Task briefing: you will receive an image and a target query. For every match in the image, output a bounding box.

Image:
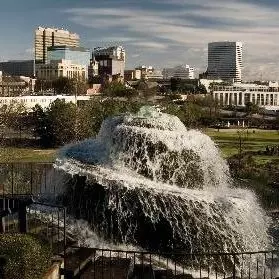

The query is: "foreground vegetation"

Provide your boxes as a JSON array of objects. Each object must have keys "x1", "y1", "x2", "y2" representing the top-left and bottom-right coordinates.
[{"x1": 0, "y1": 234, "x2": 52, "y2": 279}]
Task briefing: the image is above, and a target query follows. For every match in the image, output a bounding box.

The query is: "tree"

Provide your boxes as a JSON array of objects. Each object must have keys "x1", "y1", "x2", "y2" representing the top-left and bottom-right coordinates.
[
  {"x1": 52, "y1": 77, "x2": 75, "y2": 95},
  {"x1": 32, "y1": 99, "x2": 77, "y2": 147},
  {"x1": 102, "y1": 81, "x2": 136, "y2": 97},
  {"x1": 75, "y1": 98, "x2": 144, "y2": 140},
  {"x1": 34, "y1": 79, "x2": 53, "y2": 92},
  {"x1": 0, "y1": 103, "x2": 28, "y2": 138},
  {"x1": 164, "y1": 101, "x2": 202, "y2": 128},
  {"x1": 245, "y1": 102, "x2": 259, "y2": 115},
  {"x1": 183, "y1": 102, "x2": 202, "y2": 128}
]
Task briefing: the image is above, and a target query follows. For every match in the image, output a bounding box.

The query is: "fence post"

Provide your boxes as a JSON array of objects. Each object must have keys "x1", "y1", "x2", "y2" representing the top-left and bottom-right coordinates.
[
  {"x1": 18, "y1": 203, "x2": 27, "y2": 233},
  {"x1": 0, "y1": 256, "x2": 7, "y2": 278},
  {"x1": 0, "y1": 217, "x2": 5, "y2": 233},
  {"x1": 30, "y1": 163, "x2": 33, "y2": 195},
  {"x1": 11, "y1": 163, "x2": 14, "y2": 195},
  {"x1": 233, "y1": 254, "x2": 236, "y2": 279},
  {"x1": 63, "y1": 208, "x2": 66, "y2": 258}
]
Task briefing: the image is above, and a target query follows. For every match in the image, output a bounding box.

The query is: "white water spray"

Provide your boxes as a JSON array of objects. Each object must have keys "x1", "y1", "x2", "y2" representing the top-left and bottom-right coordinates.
[{"x1": 54, "y1": 107, "x2": 271, "y2": 256}]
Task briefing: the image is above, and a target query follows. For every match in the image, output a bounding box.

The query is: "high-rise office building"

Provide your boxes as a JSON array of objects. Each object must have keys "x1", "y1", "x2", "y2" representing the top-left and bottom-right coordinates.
[
  {"x1": 208, "y1": 41, "x2": 243, "y2": 82},
  {"x1": 35, "y1": 27, "x2": 80, "y2": 65}
]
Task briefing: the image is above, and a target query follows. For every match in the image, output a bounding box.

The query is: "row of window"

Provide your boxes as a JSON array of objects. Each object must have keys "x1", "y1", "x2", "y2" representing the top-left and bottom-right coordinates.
[
  {"x1": 0, "y1": 98, "x2": 50, "y2": 104},
  {"x1": 215, "y1": 93, "x2": 279, "y2": 106},
  {"x1": 214, "y1": 87, "x2": 279, "y2": 92}
]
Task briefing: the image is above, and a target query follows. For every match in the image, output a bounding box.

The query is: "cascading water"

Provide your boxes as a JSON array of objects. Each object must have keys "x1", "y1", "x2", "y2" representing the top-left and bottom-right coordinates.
[{"x1": 54, "y1": 106, "x2": 271, "y2": 261}]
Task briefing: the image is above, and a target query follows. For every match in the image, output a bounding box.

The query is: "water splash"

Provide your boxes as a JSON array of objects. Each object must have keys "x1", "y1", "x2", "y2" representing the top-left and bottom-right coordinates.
[{"x1": 55, "y1": 106, "x2": 271, "y2": 256}]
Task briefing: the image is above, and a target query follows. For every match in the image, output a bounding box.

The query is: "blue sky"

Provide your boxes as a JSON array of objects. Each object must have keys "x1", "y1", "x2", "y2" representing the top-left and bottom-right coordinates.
[{"x1": 0, "y1": 0, "x2": 279, "y2": 80}]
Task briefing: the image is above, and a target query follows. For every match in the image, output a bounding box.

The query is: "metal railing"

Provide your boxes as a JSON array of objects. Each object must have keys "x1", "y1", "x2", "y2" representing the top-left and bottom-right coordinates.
[
  {"x1": 1, "y1": 162, "x2": 279, "y2": 278},
  {"x1": 67, "y1": 247, "x2": 279, "y2": 279},
  {"x1": 1, "y1": 199, "x2": 66, "y2": 257},
  {"x1": 0, "y1": 162, "x2": 60, "y2": 196}
]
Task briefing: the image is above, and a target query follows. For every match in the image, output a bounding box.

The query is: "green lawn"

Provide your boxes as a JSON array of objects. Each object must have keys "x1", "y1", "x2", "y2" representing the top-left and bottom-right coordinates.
[
  {"x1": 0, "y1": 147, "x2": 57, "y2": 163},
  {"x1": 204, "y1": 128, "x2": 279, "y2": 160},
  {"x1": 0, "y1": 128, "x2": 278, "y2": 164}
]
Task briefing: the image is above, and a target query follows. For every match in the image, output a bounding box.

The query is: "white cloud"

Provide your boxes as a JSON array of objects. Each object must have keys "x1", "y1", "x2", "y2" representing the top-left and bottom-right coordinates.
[
  {"x1": 65, "y1": 1, "x2": 279, "y2": 80},
  {"x1": 129, "y1": 41, "x2": 168, "y2": 50}
]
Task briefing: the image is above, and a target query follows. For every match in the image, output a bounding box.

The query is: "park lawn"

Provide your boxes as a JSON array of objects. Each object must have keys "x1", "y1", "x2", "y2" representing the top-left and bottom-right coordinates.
[
  {"x1": 0, "y1": 147, "x2": 57, "y2": 163},
  {"x1": 204, "y1": 128, "x2": 279, "y2": 159},
  {"x1": 0, "y1": 128, "x2": 278, "y2": 163}
]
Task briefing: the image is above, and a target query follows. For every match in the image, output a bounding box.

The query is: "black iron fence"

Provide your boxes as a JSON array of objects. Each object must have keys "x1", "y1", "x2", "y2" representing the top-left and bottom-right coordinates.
[
  {"x1": 64, "y1": 247, "x2": 279, "y2": 279},
  {"x1": 0, "y1": 162, "x2": 279, "y2": 278},
  {"x1": 0, "y1": 162, "x2": 61, "y2": 196},
  {"x1": 1, "y1": 198, "x2": 66, "y2": 256}
]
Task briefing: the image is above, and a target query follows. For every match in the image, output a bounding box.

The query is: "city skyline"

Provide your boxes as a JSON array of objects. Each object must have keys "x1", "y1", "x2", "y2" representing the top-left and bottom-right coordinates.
[{"x1": 0, "y1": 0, "x2": 279, "y2": 80}]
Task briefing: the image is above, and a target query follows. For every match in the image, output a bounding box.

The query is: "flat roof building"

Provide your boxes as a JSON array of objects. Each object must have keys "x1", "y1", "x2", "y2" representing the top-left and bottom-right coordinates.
[
  {"x1": 36, "y1": 59, "x2": 87, "y2": 81},
  {"x1": 0, "y1": 60, "x2": 34, "y2": 77},
  {"x1": 213, "y1": 82, "x2": 279, "y2": 111},
  {"x1": 208, "y1": 41, "x2": 243, "y2": 82},
  {"x1": 47, "y1": 46, "x2": 90, "y2": 66}
]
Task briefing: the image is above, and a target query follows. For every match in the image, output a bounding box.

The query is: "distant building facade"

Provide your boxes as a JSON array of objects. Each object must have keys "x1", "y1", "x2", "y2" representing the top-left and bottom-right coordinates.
[
  {"x1": 135, "y1": 65, "x2": 154, "y2": 80},
  {"x1": 0, "y1": 95, "x2": 90, "y2": 110},
  {"x1": 0, "y1": 76, "x2": 28, "y2": 96},
  {"x1": 35, "y1": 27, "x2": 80, "y2": 65},
  {"x1": 162, "y1": 65, "x2": 195, "y2": 79},
  {"x1": 88, "y1": 58, "x2": 99, "y2": 82},
  {"x1": 213, "y1": 82, "x2": 279, "y2": 110},
  {"x1": 36, "y1": 59, "x2": 87, "y2": 81},
  {"x1": 199, "y1": 79, "x2": 223, "y2": 93},
  {"x1": 0, "y1": 60, "x2": 34, "y2": 77},
  {"x1": 208, "y1": 41, "x2": 243, "y2": 82},
  {"x1": 47, "y1": 46, "x2": 90, "y2": 66},
  {"x1": 93, "y1": 46, "x2": 125, "y2": 79},
  {"x1": 146, "y1": 70, "x2": 163, "y2": 80},
  {"x1": 47, "y1": 45, "x2": 91, "y2": 78},
  {"x1": 124, "y1": 69, "x2": 142, "y2": 81}
]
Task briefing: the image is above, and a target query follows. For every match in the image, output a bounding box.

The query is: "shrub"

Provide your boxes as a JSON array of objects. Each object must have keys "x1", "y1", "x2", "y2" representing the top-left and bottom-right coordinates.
[{"x1": 0, "y1": 234, "x2": 52, "y2": 279}]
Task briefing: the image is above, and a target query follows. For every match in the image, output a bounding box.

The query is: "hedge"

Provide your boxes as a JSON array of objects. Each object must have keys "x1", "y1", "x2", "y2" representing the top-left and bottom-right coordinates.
[{"x1": 0, "y1": 233, "x2": 52, "y2": 279}]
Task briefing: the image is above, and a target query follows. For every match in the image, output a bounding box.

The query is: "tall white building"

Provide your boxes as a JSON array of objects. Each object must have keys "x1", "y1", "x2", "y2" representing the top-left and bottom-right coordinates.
[{"x1": 208, "y1": 41, "x2": 243, "y2": 82}]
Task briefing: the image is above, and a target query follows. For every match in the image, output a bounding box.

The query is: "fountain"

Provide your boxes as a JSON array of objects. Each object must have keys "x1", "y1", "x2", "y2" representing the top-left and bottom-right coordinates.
[{"x1": 54, "y1": 106, "x2": 270, "y2": 261}]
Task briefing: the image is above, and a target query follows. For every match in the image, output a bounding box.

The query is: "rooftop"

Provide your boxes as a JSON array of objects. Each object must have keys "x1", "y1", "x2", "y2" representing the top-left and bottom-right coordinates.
[{"x1": 47, "y1": 46, "x2": 90, "y2": 52}]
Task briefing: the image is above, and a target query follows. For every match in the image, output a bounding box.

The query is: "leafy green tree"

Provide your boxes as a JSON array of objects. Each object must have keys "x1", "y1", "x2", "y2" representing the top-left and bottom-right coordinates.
[
  {"x1": 52, "y1": 77, "x2": 75, "y2": 94},
  {"x1": 0, "y1": 103, "x2": 27, "y2": 127},
  {"x1": 196, "y1": 84, "x2": 207, "y2": 94},
  {"x1": 183, "y1": 102, "x2": 202, "y2": 127},
  {"x1": 32, "y1": 99, "x2": 77, "y2": 147},
  {"x1": 0, "y1": 103, "x2": 30, "y2": 141},
  {"x1": 245, "y1": 102, "x2": 259, "y2": 114},
  {"x1": 34, "y1": 79, "x2": 53, "y2": 92},
  {"x1": 75, "y1": 98, "x2": 143, "y2": 139},
  {"x1": 164, "y1": 101, "x2": 202, "y2": 128},
  {"x1": 102, "y1": 81, "x2": 136, "y2": 97}
]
